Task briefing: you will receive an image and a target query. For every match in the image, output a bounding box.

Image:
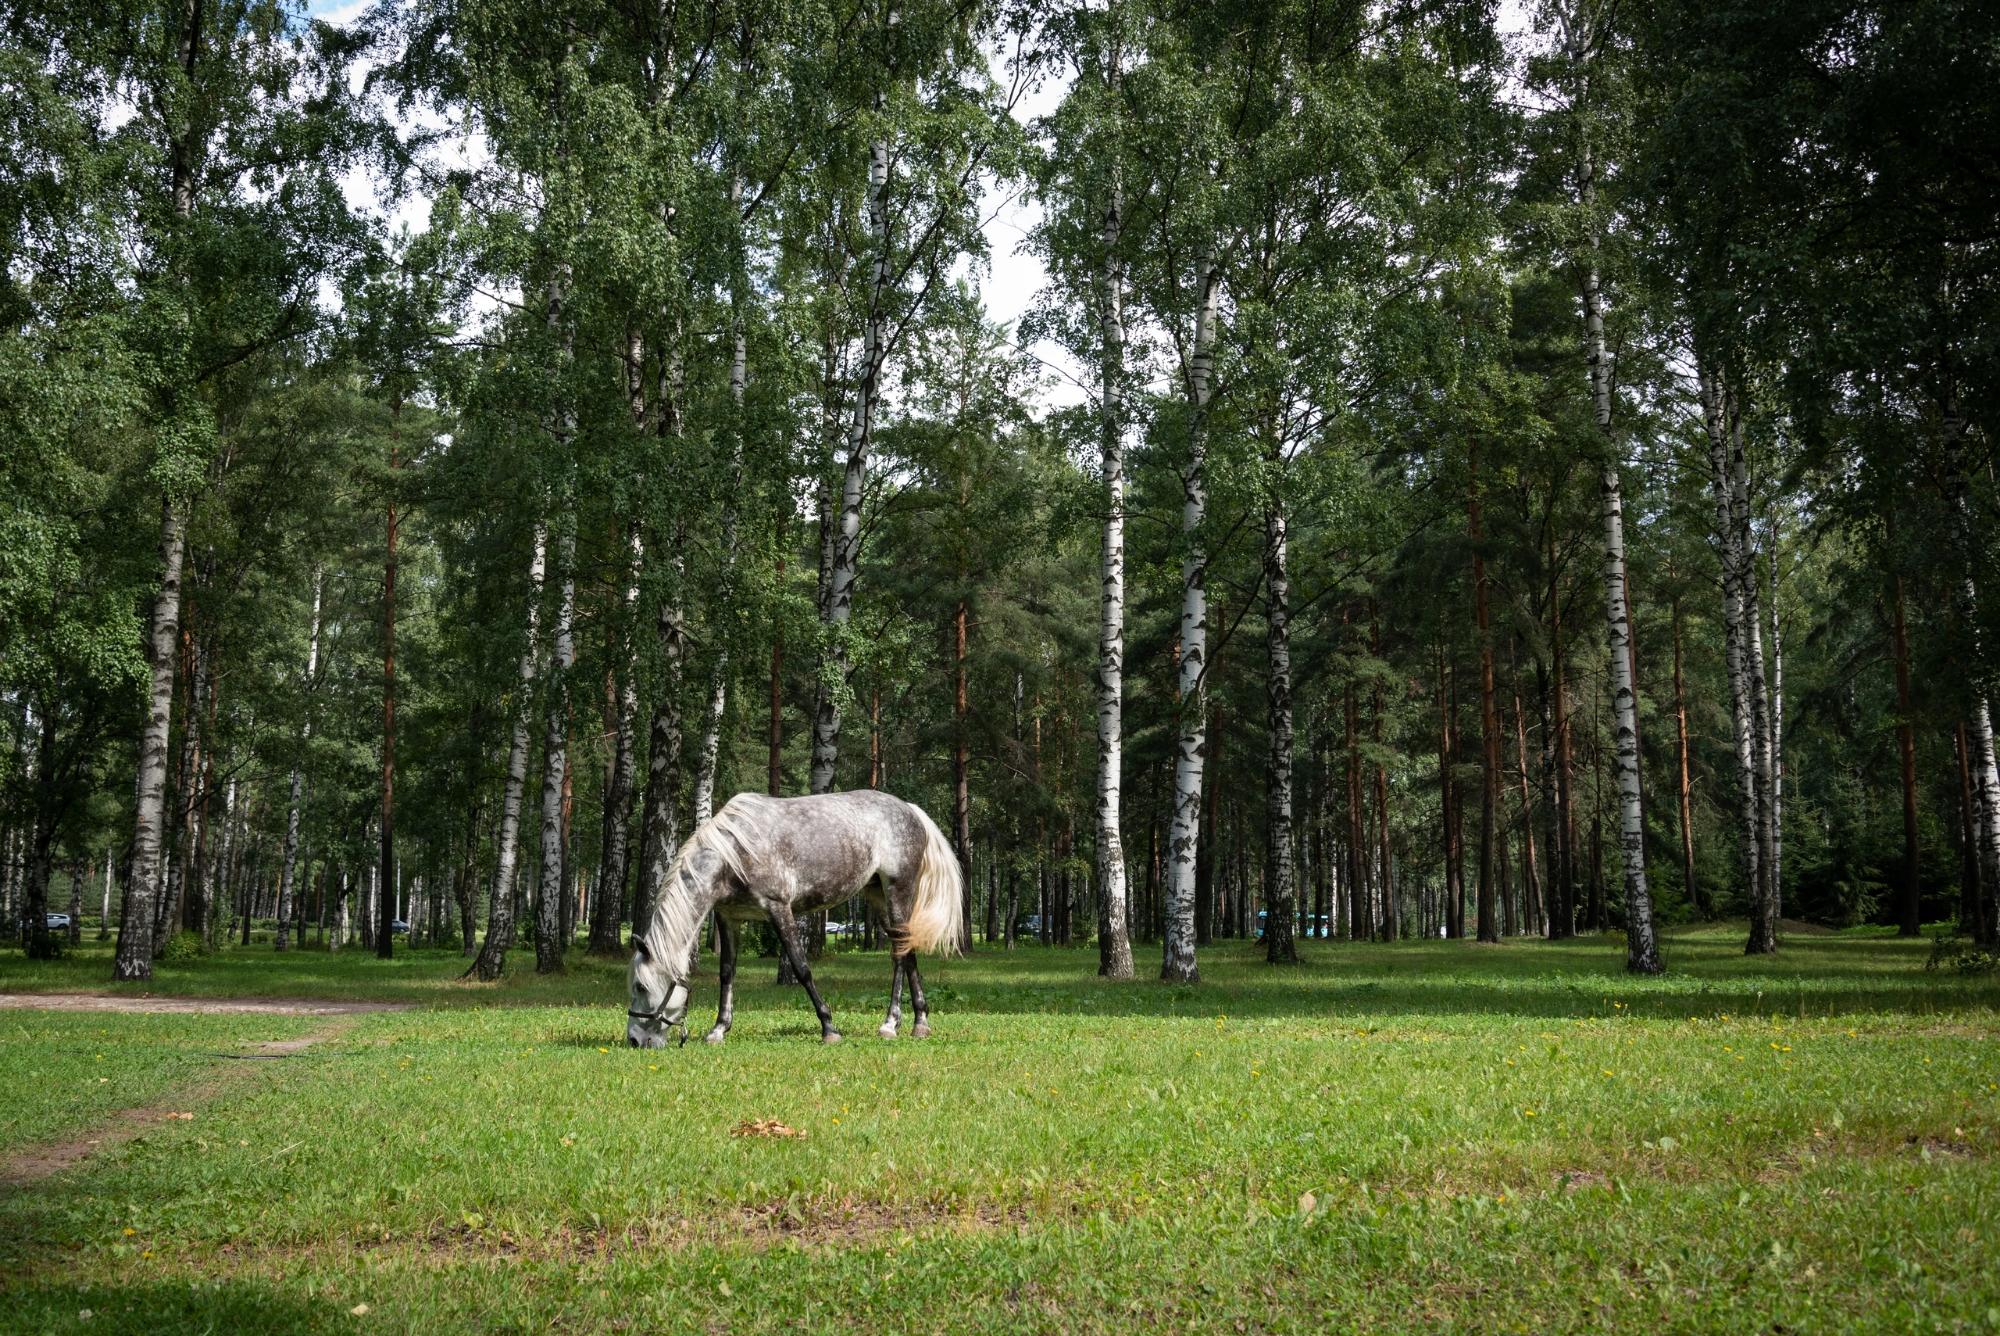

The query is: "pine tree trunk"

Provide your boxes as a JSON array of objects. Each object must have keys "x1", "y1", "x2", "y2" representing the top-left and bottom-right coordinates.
[
  {"x1": 378, "y1": 419, "x2": 399, "y2": 962},
  {"x1": 952, "y1": 600, "x2": 974, "y2": 953},
  {"x1": 1767, "y1": 535, "x2": 1785, "y2": 920},
  {"x1": 1161, "y1": 253, "x2": 1220, "y2": 983},
  {"x1": 275, "y1": 568, "x2": 321, "y2": 953},
  {"x1": 1470, "y1": 441, "x2": 1502, "y2": 943},
  {"x1": 1890, "y1": 568, "x2": 1921, "y2": 935},
  {"x1": 1672, "y1": 598, "x2": 1703, "y2": 916}
]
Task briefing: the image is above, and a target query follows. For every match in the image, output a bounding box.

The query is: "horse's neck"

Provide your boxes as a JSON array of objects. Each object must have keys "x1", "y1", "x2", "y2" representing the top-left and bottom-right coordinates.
[{"x1": 645, "y1": 877, "x2": 712, "y2": 973}]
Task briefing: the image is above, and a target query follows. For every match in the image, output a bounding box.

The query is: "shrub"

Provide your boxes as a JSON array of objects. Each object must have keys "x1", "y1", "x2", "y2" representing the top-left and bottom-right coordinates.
[{"x1": 157, "y1": 931, "x2": 205, "y2": 964}]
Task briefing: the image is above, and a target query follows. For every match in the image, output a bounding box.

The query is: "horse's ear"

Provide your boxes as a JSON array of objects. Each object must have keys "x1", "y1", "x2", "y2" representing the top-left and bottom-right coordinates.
[{"x1": 633, "y1": 939, "x2": 651, "y2": 963}]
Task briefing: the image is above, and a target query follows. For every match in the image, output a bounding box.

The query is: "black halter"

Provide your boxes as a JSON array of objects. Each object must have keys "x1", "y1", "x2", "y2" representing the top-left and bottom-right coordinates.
[{"x1": 627, "y1": 1003, "x2": 688, "y2": 1046}]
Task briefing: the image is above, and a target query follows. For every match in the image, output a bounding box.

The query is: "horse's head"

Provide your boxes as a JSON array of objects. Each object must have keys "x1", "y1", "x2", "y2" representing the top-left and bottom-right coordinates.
[{"x1": 627, "y1": 938, "x2": 689, "y2": 1049}]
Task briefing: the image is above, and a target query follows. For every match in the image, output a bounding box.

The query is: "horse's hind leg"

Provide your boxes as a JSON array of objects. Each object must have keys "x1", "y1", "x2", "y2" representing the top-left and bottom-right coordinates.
[
  {"x1": 705, "y1": 916, "x2": 737, "y2": 1045},
  {"x1": 904, "y1": 953, "x2": 931, "y2": 1039},
  {"x1": 879, "y1": 954, "x2": 905, "y2": 1038},
  {"x1": 769, "y1": 906, "x2": 841, "y2": 1043}
]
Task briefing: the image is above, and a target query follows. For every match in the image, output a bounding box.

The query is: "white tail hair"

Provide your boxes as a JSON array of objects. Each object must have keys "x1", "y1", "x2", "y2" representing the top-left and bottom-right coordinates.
[{"x1": 902, "y1": 802, "x2": 964, "y2": 956}]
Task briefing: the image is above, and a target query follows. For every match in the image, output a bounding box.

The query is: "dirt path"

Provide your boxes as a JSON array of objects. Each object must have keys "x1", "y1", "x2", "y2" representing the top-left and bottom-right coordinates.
[
  {"x1": 0, "y1": 992, "x2": 410, "y2": 1016},
  {"x1": 0, "y1": 1009, "x2": 384, "y2": 1188}
]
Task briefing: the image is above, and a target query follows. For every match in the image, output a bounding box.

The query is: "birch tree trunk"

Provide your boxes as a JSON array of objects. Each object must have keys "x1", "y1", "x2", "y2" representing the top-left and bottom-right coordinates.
[
  {"x1": 589, "y1": 332, "x2": 648, "y2": 956},
  {"x1": 633, "y1": 346, "x2": 690, "y2": 947},
  {"x1": 1263, "y1": 473, "x2": 1297, "y2": 964},
  {"x1": 468, "y1": 526, "x2": 546, "y2": 981},
  {"x1": 1581, "y1": 129, "x2": 1659, "y2": 973},
  {"x1": 533, "y1": 526, "x2": 577, "y2": 973},
  {"x1": 1942, "y1": 405, "x2": 2000, "y2": 941},
  {"x1": 1161, "y1": 253, "x2": 1220, "y2": 983},
  {"x1": 1735, "y1": 417, "x2": 1778, "y2": 955},
  {"x1": 378, "y1": 415, "x2": 400, "y2": 962},
  {"x1": 810, "y1": 107, "x2": 893, "y2": 795},
  {"x1": 1094, "y1": 165, "x2": 1134, "y2": 979},
  {"x1": 1699, "y1": 363, "x2": 1763, "y2": 927},
  {"x1": 694, "y1": 181, "x2": 752, "y2": 827},
  {"x1": 115, "y1": 498, "x2": 187, "y2": 981}
]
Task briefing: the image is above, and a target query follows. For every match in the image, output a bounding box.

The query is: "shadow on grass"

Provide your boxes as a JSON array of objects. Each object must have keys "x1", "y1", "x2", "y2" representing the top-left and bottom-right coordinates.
[
  {"x1": 3, "y1": 925, "x2": 1992, "y2": 1026},
  {"x1": 0, "y1": 1279, "x2": 361, "y2": 1334}
]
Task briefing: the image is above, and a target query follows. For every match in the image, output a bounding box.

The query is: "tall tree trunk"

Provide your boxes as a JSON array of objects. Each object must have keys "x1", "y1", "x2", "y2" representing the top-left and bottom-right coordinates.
[
  {"x1": 378, "y1": 414, "x2": 400, "y2": 962},
  {"x1": 1891, "y1": 569, "x2": 1922, "y2": 936},
  {"x1": 1699, "y1": 363, "x2": 1764, "y2": 931},
  {"x1": 694, "y1": 192, "x2": 751, "y2": 826},
  {"x1": 1671, "y1": 598, "x2": 1703, "y2": 916},
  {"x1": 1161, "y1": 253, "x2": 1220, "y2": 983},
  {"x1": 1372, "y1": 607, "x2": 1395, "y2": 941},
  {"x1": 1941, "y1": 403, "x2": 2000, "y2": 943},
  {"x1": 1581, "y1": 140, "x2": 1659, "y2": 972},
  {"x1": 116, "y1": 0, "x2": 202, "y2": 982},
  {"x1": 275, "y1": 567, "x2": 321, "y2": 952},
  {"x1": 1956, "y1": 721, "x2": 1987, "y2": 940},
  {"x1": 1469, "y1": 441, "x2": 1502, "y2": 943},
  {"x1": 590, "y1": 333, "x2": 650, "y2": 956},
  {"x1": 1548, "y1": 527, "x2": 1576, "y2": 939},
  {"x1": 1767, "y1": 532, "x2": 1785, "y2": 921},
  {"x1": 1511, "y1": 680, "x2": 1542, "y2": 932},
  {"x1": 1264, "y1": 476, "x2": 1297, "y2": 964},
  {"x1": 811, "y1": 109, "x2": 894, "y2": 795},
  {"x1": 467, "y1": 526, "x2": 547, "y2": 981},
  {"x1": 634, "y1": 341, "x2": 691, "y2": 949},
  {"x1": 1094, "y1": 164, "x2": 1134, "y2": 979},
  {"x1": 532, "y1": 525, "x2": 578, "y2": 974},
  {"x1": 951, "y1": 600, "x2": 974, "y2": 952}
]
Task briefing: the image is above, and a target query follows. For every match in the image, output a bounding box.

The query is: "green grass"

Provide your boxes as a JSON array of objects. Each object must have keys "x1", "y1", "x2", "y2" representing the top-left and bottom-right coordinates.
[
  {"x1": 0, "y1": 927, "x2": 1996, "y2": 1332},
  {"x1": 0, "y1": 1011, "x2": 322, "y2": 1156}
]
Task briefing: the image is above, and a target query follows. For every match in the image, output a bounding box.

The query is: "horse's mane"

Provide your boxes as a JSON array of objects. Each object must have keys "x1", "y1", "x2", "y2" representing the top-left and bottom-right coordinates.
[{"x1": 640, "y1": 795, "x2": 761, "y2": 973}]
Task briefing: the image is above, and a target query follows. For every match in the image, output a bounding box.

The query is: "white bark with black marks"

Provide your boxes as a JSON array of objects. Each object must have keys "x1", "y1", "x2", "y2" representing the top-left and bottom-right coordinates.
[
  {"x1": 275, "y1": 567, "x2": 321, "y2": 953},
  {"x1": 1161, "y1": 253, "x2": 1220, "y2": 983}
]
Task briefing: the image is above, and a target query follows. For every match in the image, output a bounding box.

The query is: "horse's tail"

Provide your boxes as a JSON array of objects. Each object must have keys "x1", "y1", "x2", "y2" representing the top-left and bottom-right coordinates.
[{"x1": 902, "y1": 801, "x2": 965, "y2": 957}]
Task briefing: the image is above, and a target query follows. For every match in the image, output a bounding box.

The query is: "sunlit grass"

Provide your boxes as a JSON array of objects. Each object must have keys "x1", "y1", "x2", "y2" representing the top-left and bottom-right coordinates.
[{"x1": 0, "y1": 927, "x2": 1994, "y2": 1332}]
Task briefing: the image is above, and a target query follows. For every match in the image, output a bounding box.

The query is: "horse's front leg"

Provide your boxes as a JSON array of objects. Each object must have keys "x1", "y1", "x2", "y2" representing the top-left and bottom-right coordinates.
[
  {"x1": 879, "y1": 952, "x2": 905, "y2": 1039},
  {"x1": 705, "y1": 915, "x2": 737, "y2": 1044},
  {"x1": 769, "y1": 906, "x2": 840, "y2": 1043}
]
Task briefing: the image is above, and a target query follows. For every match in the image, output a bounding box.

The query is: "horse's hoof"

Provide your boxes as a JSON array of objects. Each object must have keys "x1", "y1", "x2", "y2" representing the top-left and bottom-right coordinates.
[
  {"x1": 911, "y1": 1022, "x2": 931, "y2": 1039},
  {"x1": 704, "y1": 1028, "x2": 728, "y2": 1045},
  {"x1": 878, "y1": 1022, "x2": 899, "y2": 1039},
  {"x1": 822, "y1": 1030, "x2": 843, "y2": 1045}
]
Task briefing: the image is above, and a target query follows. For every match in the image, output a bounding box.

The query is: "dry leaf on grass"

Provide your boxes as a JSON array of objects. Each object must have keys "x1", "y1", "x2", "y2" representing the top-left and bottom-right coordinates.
[{"x1": 731, "y1": 1118, "x2": 807, "y2": 1140}]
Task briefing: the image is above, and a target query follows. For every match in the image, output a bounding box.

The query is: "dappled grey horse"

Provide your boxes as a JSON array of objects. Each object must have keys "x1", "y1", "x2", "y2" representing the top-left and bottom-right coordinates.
[{"x1": 627, "y1": 791, "x2": 964, "y2": 1047}]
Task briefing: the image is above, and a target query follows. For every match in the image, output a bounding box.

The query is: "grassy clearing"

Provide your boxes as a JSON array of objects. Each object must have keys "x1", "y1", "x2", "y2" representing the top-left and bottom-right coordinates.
[
  {"x1": 0, "y1": 1011, "x2": 322, "y2": 1158},
  {"x1": 0, "y1": 927, "x2": 1995, "y2": 1332}
]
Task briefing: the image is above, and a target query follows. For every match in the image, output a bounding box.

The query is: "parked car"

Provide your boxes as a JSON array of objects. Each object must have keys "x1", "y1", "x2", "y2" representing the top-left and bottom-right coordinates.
[
  {"x1": 1016, "y1": 914, "x2": 1044, "y2": 939},
  {"x1": 44, "y1": 913, "x2": 71, "y2": 931},
  {"x1": 390, "y1": 919, "x2": 411, "y2": 935}
]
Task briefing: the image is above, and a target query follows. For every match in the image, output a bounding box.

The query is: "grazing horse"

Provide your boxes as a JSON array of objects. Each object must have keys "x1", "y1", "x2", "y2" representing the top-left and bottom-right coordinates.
[{"x1": 626, "y1": 790, "x2": 964, "y2": 1047}]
